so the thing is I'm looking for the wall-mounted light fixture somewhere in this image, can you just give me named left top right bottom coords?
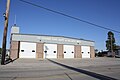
left=3, top=13, right=7, bottom=20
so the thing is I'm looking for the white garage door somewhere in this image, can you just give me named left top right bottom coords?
left=64, top=45, right=74, bottom=58
left=81, top=46, right=90, bottom=58
left=19, top=42, right=36, bottom=58
left=44, top=44, right=57, bottom=58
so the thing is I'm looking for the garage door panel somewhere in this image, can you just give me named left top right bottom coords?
left=64, top=45, right=74, bottom=58
left=19, top=42, right=36, bottom=58
left=81, top=46, right=90, bottom=58
left=44, top=44, right=57, bottom=58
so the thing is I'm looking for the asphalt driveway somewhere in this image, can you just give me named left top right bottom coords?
left=0, top=57, right=120, bottom=80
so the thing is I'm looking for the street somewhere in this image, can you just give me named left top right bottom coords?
left=0, top=57, right=120, bottom=80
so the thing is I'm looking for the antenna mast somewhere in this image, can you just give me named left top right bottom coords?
left=14, top=15, right=16, bottom=26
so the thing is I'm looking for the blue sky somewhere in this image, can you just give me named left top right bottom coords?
left=0, top=0, right=120, bottom=51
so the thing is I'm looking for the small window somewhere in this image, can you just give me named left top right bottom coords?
left=64, top=51, right=66, bottom=53
left=21, top=50, right=24, bottom=52
left=54, top=51, right=56, bottom=53
left=72, top=51, right=74, bottom=53
left=88, top=52, right=90, bottom=54
left=82, top=52, right=84, bottom=54
left=32, top=50, right=35, bottom=52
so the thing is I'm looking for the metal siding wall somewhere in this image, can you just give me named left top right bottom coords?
left=12, top=34, right=95, bottom=46
left=11, top=27, right=19, bottom=33
left=12, top=35, right=37, bottom=42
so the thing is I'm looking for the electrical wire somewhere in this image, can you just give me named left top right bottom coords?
left=19, top=0, right=120, bottom=33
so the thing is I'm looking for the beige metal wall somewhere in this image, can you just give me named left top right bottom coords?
left=36, top=43, right=44, bottom=59
left=10, top=41, right=20, bottom=60
left=12, top=34, right=95, bottom=46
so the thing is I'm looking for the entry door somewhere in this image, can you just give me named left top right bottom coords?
left=64, top=45, right=74, bottom=58
left=44, top=44, right=57, bottom=58
left=19, top=42, right=36, bottom=58
left=81, top=46, right=90, bottom=58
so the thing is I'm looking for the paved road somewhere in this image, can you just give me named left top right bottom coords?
left=0, top=57, right=120, bottom=80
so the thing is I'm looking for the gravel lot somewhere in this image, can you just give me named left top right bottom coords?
left=0, top=57, right=120, bottom=80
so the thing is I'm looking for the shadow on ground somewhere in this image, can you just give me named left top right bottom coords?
left=47, top=59, right=117, bottom=80
left=5, top=58, right=18, bottom=65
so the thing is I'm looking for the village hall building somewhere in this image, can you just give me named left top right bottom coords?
left=10, top=25, right=95, bottom=60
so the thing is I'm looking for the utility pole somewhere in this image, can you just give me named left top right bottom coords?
left=1, top=0, right=10, bottom=65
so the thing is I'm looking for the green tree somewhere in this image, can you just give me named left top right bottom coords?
left=0, top=48, right=2, bottom=58
left=95, top=49, right=98, bottom=53
left=106, top=31, right=116, bottom=52
left=95, top=49, right=98, bottom=57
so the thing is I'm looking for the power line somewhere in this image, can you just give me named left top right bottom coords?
left=19, top=0, right=120, bottom=33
